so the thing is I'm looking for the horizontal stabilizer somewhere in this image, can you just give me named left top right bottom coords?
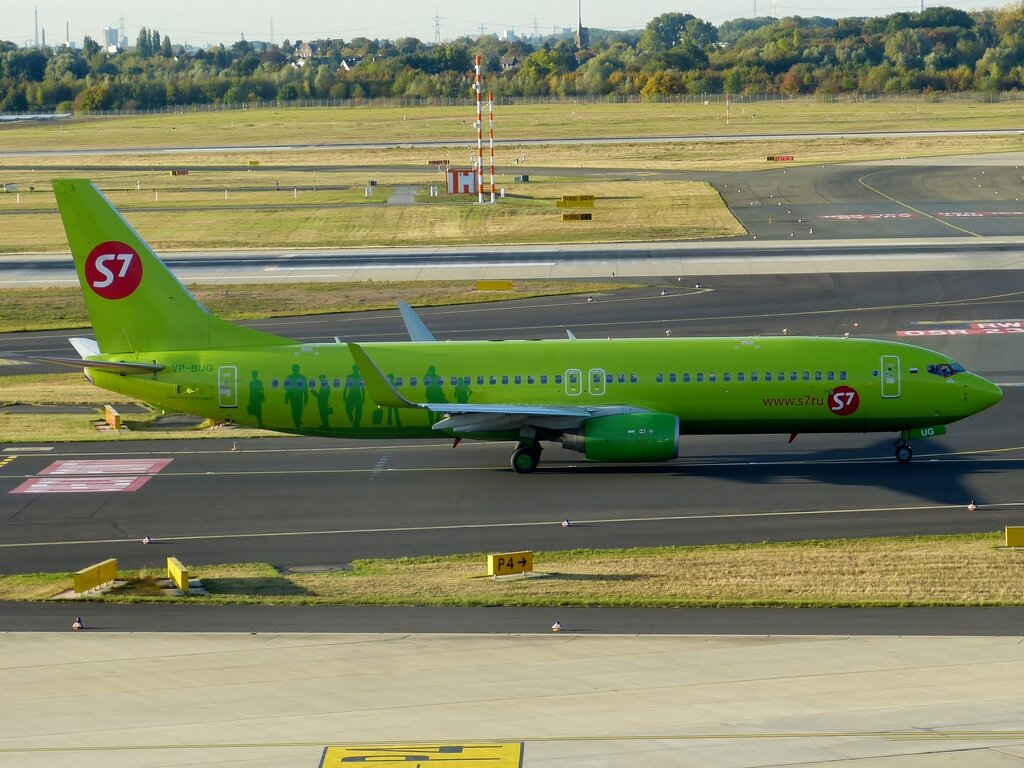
left=35, top=357, right=164, bottom=375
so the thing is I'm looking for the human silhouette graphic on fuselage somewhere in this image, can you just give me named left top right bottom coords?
left=246, top=370, right=265, bottom=428
left=424, top=365, right=447, bottom=425
left=344, top=365, right=365, bottom=428
left=314, top=374, right=333, bottom=429
left=283, top=364, right=308, bottom=428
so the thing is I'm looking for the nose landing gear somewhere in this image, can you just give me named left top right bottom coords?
left=895, top=437, right=913, bottom=464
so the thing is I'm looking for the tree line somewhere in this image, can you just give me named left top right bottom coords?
left=2, top=5, right=1024, bottom=113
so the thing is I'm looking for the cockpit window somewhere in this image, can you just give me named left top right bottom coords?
left=927, top=362, right=966, bottom=378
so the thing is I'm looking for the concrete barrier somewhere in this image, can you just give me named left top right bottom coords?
left=73, top=558, right=118, bottom=594
left=167, top=557, right=190, bottom=593
left=104, top=405, right=121, bottom=430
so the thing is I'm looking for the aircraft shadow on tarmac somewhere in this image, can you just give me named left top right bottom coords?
left=540, top=438, right=1006, bottom=506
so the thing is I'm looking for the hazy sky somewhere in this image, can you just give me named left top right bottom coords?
left=2, top=0, right=1002, bottom=47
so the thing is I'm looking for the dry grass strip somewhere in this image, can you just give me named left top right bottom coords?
left=10, top=534, right=1021, bottom=606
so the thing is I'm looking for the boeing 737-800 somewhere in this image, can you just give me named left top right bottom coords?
left=45, top=179, right=1002, bottom=473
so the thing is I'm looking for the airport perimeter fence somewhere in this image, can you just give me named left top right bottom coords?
left=7, top=90, right=1024, bottom=119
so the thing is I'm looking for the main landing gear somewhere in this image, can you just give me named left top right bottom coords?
left=894, top=437, right=913, bottom=464
left=510, top=442, right=542, bottom=474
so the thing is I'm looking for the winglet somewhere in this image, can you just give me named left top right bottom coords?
left=398, top=301, right=437, bottom=342
left=566, top=329, right=577, bottom=340
left=347, top=343, right=418, bottom=409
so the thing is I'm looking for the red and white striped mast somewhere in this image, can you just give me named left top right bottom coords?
left=488, top=91, right=496, bottom=203
left=474, top=55, right=484, bottom=204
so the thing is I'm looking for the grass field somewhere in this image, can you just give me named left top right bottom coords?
left=0, top=179, right=742, bottom=252
left=3, top=99, right=1023, bottom=151
left=2, top=99, right=1021, bottom=253
left=5, top=533, right=1022, bottom=606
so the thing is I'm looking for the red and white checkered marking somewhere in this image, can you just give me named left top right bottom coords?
left=11, top=475, right=154, bottom=494
left=37, top=459, right=172, bottom=476
left=9, top=457, right=172, bottom=494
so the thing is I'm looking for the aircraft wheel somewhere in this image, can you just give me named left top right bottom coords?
left=511, top=446, right=540, bottom=474
left=895, top=445, right=913, bottom=464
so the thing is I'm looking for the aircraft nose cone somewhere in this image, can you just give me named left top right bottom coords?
left=973, top=377, right=1003, bottom=412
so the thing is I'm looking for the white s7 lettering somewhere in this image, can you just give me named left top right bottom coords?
left=92, top=253, right=133, bottom=288
left=831, top=392, right=853, bottom=411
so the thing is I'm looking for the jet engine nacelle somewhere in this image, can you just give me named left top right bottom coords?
left=561, top=412, right=680, bottom=462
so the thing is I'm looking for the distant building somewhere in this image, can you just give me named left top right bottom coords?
left=501, top=29, right=517, bottom=42
left=499, top=53, right=522, bottom=70
left=102, top=26, right=118, bottom=49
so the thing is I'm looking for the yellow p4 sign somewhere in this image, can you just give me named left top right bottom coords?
left=487, top=550, right=534, bottom=577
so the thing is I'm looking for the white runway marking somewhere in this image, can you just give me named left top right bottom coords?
left=10, top=475, right=153, bottom=494
left=3, top=500, right=1023, bottom=549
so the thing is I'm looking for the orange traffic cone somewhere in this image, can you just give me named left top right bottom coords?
left=551, top=621, right=562, bottom=632
left=72, top=617, right=84, bottom=631
left=561, top=519, right=572, bottom=528
left=968, top=500, right=978, bottom=512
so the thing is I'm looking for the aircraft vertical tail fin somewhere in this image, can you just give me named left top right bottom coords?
left=52, top=178, right=288, bottom=354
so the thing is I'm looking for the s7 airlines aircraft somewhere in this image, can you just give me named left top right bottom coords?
left=47, top=179, right=1002, bottom=473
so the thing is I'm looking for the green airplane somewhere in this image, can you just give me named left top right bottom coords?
left=45, top=179, right=1002, bottom=473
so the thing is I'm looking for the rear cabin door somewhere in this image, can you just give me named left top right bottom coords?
left=880, top=355, right=900, bottom=398
left=218, top=365, right=238, bottom=408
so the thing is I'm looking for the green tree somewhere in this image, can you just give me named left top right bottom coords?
left=639, top=12, right=695, bottom=54
left=137, top=27, right=151, bottom=58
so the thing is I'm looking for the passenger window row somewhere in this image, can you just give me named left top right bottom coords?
left=268, top=370, right=849, bottom=390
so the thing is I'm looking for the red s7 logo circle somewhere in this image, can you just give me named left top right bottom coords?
left=84, top=242, right=143, bottom=299
left=828, top=385, right=860, bottom=416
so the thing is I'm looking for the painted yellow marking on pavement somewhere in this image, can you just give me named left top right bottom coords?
left=0, top=455, right=17, bottom=470
left=0, top=358, right=30, bottom=366
left=858, top=172, right=982, bottom=237
left=320, top=742, right=522, bottom=767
